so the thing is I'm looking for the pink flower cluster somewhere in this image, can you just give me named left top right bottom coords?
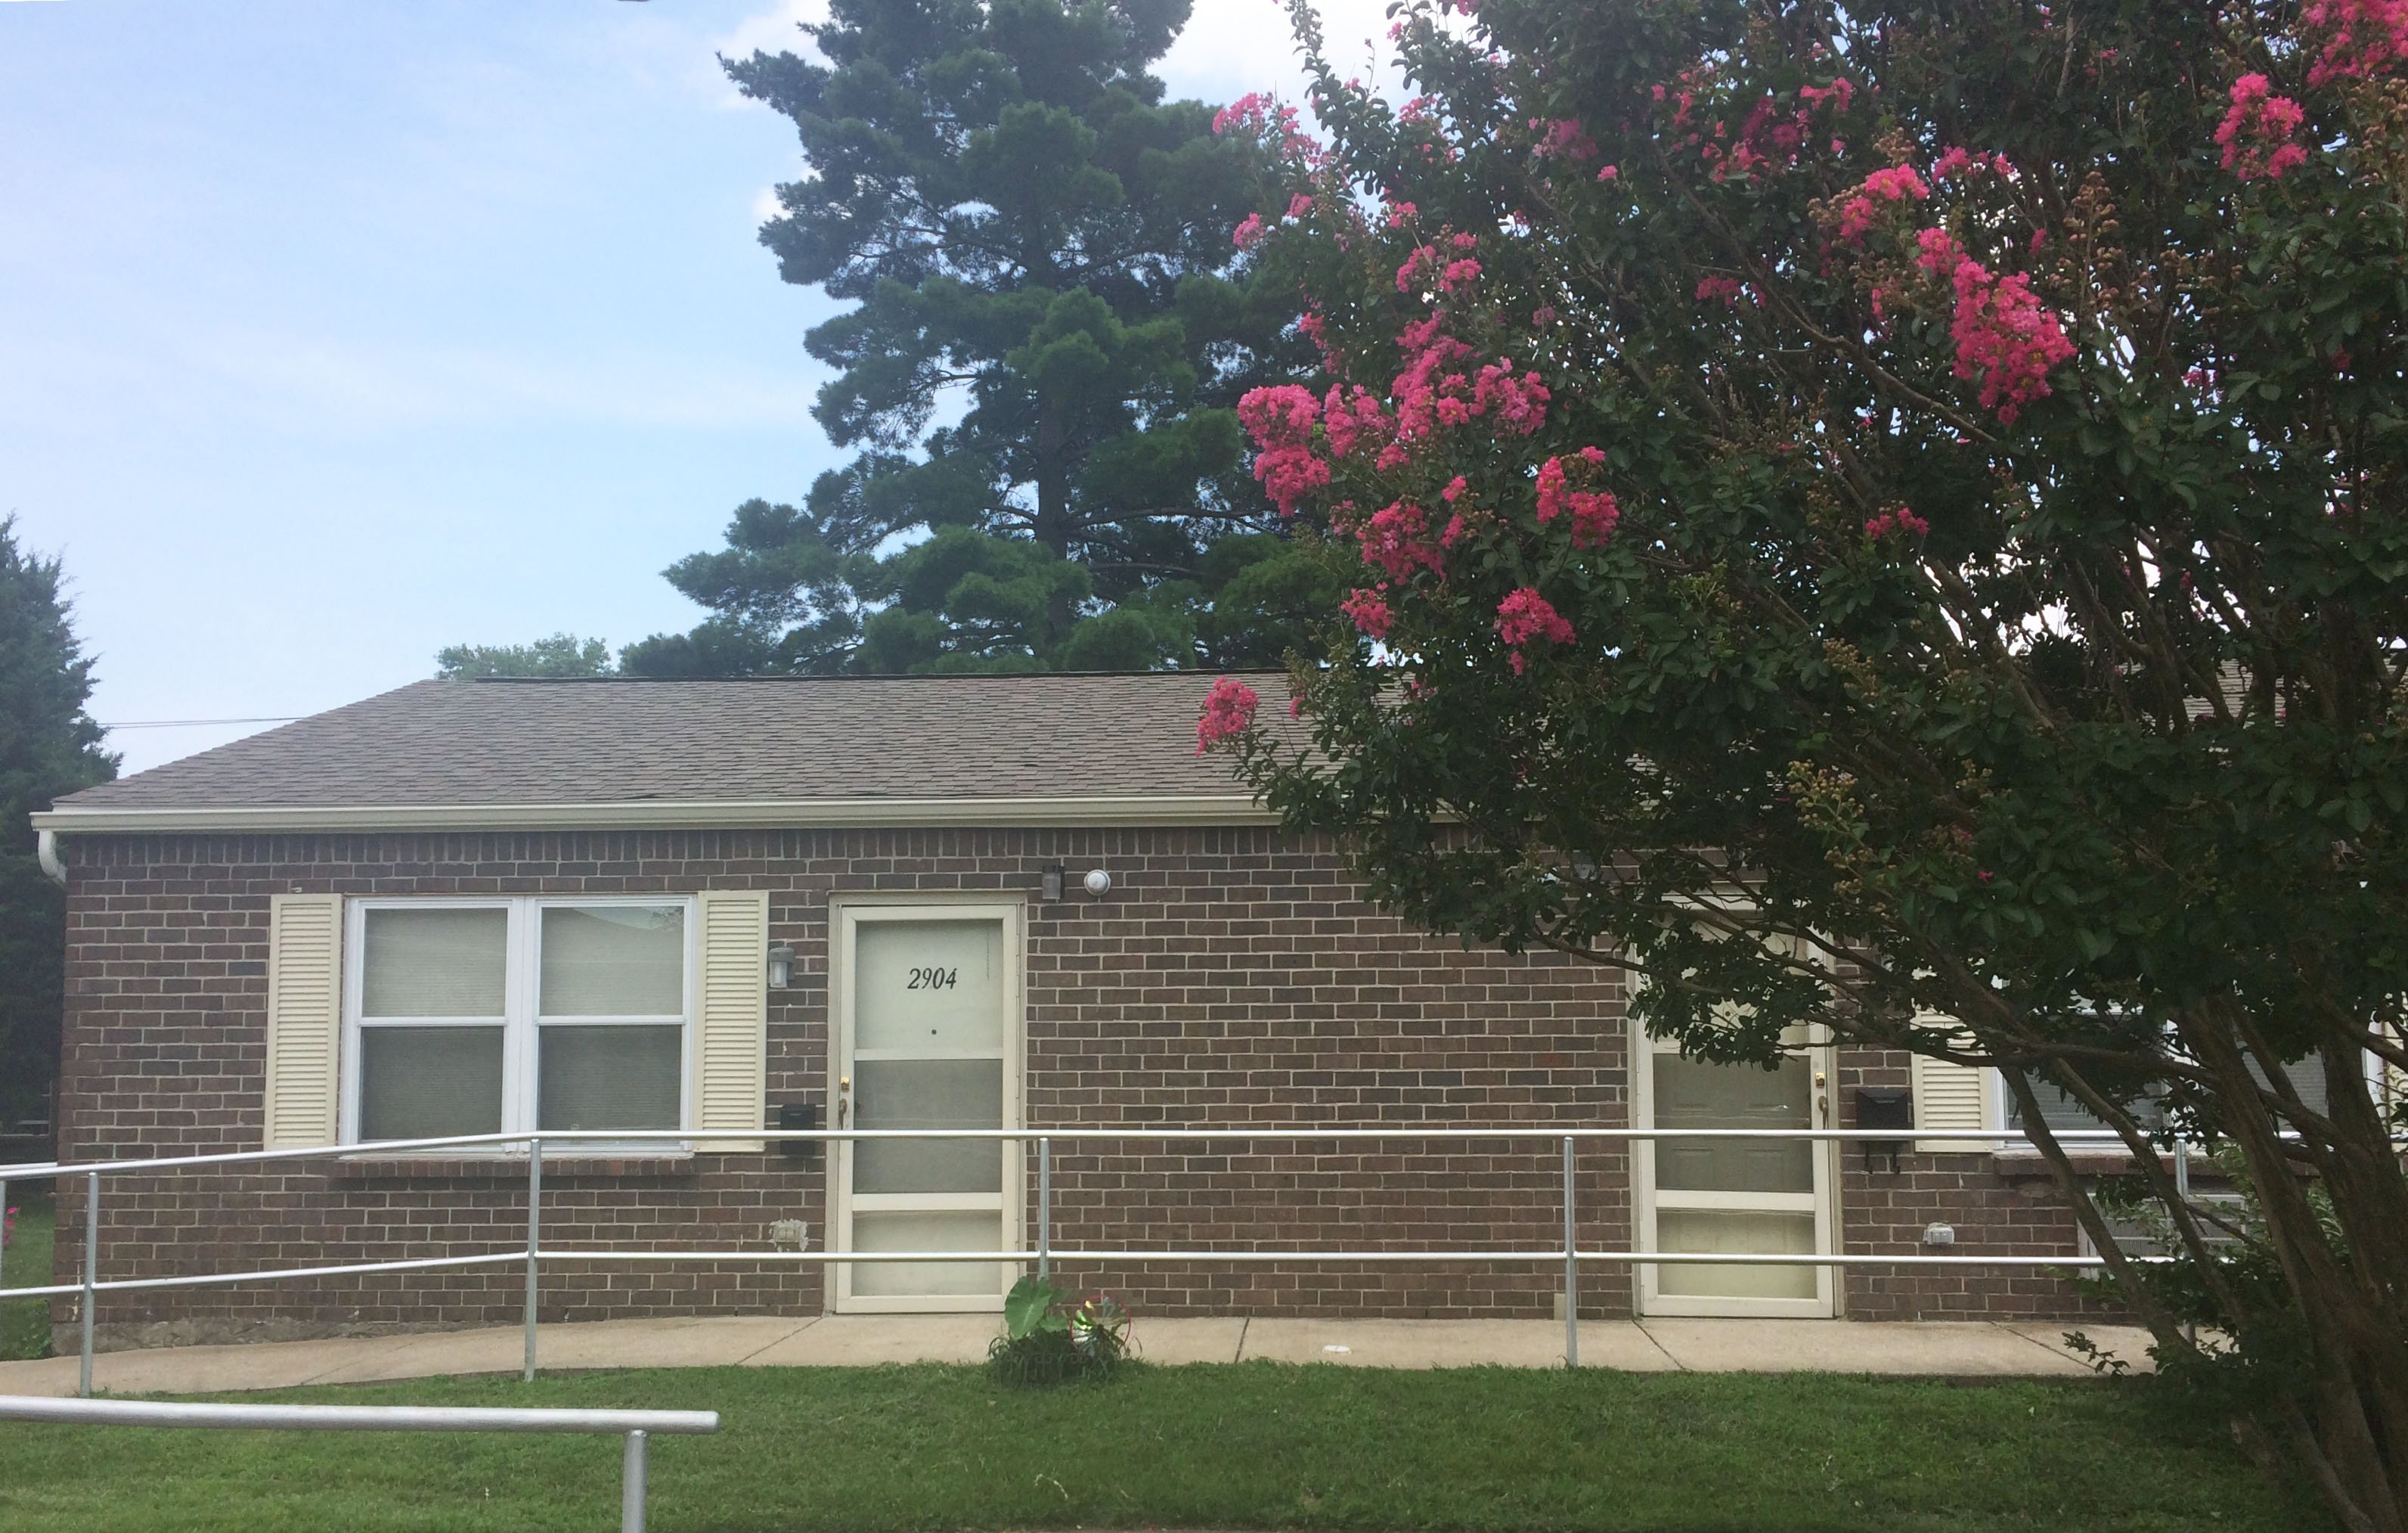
left=1532, top=117, right=1598, bottom=162
left=1232, top=213, right=1266, bottom=250
left=2305, top=0, right=2408, bottom=85
left=1195, top=676, right=1260, bottom=753
left=1209, top=92, right=1325, bottom=166
left=1341, top=586, right=1394, bottom=638
left=1321, top=385, right=1395, bottom=461
left=1914, top=229, right=2073, bottom=424
left=1396, top=231, right=1483, bottom=294
left=1713, top=94, right=1812, bottom=183
left=1387, top=315, right=1552, bottom=448
left=1696, top=275, right=1745, bottom=306
left=1535, top=448, right=1619, bottom=548
left=1495, top=587, right=1575, bottom=673
left=1237, top=385, right=1331, bottom=514
left=1930, top=146, right=2013, bottom=182
left=2216, top=75, right=2309, bottom=181
left=1863, top=507, right=1930, bottom=539
left=1835, top=165, right=1930, bottom=243
left=1357, top=501, right=1446, bottom=580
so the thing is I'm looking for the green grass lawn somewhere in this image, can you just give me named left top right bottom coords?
left=0, top=1361, right=2330, bottom=1532
left=1, top=1188, right=51, bottom=1361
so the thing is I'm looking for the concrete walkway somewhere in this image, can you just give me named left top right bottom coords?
left=0, top=1315, right=2152, bottom=1397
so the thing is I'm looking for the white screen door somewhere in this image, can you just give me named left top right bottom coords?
left=830, top=901, right=1021, bottom=1312
left=1635, top=1023, right=1838, bottom=1318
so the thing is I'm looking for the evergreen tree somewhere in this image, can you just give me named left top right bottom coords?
left=0, top=519, right=115, bottom=1126
left=435, top=634, right=615, bottom=679
left=621, top=0, right=1335, bottom=676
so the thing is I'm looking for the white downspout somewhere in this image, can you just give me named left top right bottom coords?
left=36, top=828, right=66, bottom=885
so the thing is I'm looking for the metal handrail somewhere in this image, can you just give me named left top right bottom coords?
left=0, top=1124, right=2190, bottom=1396
left=0, top=1395, right=716, bottom=1532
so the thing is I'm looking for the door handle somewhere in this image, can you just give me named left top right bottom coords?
left=837, top=1075, right=851, bottom=1130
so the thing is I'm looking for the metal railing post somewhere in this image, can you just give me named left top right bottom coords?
left=2173, top=1137, right=2196, bottom=1346
left=523, top=1137, right=542, bottom=1383
left=621, top=1428, right=649, bottom=1533
left=1562, top=1135, right=1579, bottom=1370
left=1037, top=1136, right=1051, bottom=1282
left=80, top=1168, right=99, bottom=1398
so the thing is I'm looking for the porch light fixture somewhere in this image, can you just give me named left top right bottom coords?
left=1082, top=867, right=1113, bottom=898
left=767, top=942, right=796, bottom=989
left=1041, top=863, right=1065, bottom=901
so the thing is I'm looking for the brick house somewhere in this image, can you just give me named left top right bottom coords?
left=32, top=672, right=2123, bottom=1348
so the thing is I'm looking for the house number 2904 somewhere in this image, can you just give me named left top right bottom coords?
left=906, top=967, right=959, bottom=991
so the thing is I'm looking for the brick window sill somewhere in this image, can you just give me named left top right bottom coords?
left=323, top=1155, right=699, bottom=1181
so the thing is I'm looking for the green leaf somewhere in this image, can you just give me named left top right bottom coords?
left=1005, top=1276, right=1065, bottom=1340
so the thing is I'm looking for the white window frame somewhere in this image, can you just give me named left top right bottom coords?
left=339, top=894, right=700, bottom=1152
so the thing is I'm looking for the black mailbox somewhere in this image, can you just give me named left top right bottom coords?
left=777, top=1100, right=820, bottom=1161
left=1855, top=1087, right=1912, bottom=1174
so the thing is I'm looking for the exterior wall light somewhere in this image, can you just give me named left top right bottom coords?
left=767, top=942, right=796, bottom=989
left=1041, top=863, right=1065, bottom=901
left=1082, top=868, right=1113, bottom=898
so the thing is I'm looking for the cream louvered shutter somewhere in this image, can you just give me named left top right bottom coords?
left=1910, top=1014, right=1998, bottom=1153
left=694, top=891, right=770, bottom=1151
left=263, top=893, right=343, bottom=1150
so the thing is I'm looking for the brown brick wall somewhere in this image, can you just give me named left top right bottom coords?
left=48, top=827, right=2095, bottom=1345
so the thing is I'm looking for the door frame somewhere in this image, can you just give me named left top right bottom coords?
left=1629, top=921, right=1842, bottom=1319
left=827, top=893, right=1025, bottom=1314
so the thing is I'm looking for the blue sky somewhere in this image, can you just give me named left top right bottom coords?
left=3, top=0, right=1392, bottom=774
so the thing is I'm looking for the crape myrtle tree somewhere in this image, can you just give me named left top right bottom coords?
left=0, top=518, right=115, bottom=1128
left=1197, top=0, right=2408, bottom=1521
left=622, top=0, right=1341, bottom=678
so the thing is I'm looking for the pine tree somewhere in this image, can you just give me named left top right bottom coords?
left=620, top=0, right=1336, bottom=676
left=0, top=519, right=116, bottom=1126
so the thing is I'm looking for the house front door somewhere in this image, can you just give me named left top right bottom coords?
left=1635, top=1023, right=1839, bottom=1317
left=829, top=901, right=1021, bottom=1313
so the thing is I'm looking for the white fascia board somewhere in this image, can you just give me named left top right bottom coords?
left=30, top=795, right=1279, bottom=836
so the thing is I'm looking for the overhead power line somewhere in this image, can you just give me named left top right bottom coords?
left=98, top=716, right=305, bottom=731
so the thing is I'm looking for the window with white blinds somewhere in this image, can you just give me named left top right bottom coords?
left=342, top=897, right=694, bottom=1145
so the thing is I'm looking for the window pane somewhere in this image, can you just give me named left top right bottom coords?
left=1656, top=1209, right=1818, bottom=1299
left=2006, top=1075, right=2166, bottom=1134
left=1653, top=1055, right=1813, bottom=1193
left=541, top=905, right=685, bottom=1016
left=854, top=920, right=1004, bottom=1051
left=853, top=1059, right=1003, bottom=1193
left=539, top=1025, right=683, bottom=1131
left=849, top=1211, right=1004, bottom=1297
left=2253, top=1054, right=2329, bottom=1122
left=362, top=908, right=506, bottom=1017
left=359, top=1026, right=504, bottom=1140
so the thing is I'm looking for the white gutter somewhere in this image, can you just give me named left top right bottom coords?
left=29, top=793, right=1280, bottom=836
left=36, top=828, right=65, bottom=884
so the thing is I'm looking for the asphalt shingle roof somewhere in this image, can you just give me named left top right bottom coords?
left=55, top=674, right=1283, bottom=815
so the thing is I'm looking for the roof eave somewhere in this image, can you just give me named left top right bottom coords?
left=32, top=795, right=1280, bottom=836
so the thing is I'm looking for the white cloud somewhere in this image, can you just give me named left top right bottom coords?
left=711, top=0, right=829, bottom=91
left=1, top=325, right=823, bottom=439
left=1160, top=0, right=1412, bottom=109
